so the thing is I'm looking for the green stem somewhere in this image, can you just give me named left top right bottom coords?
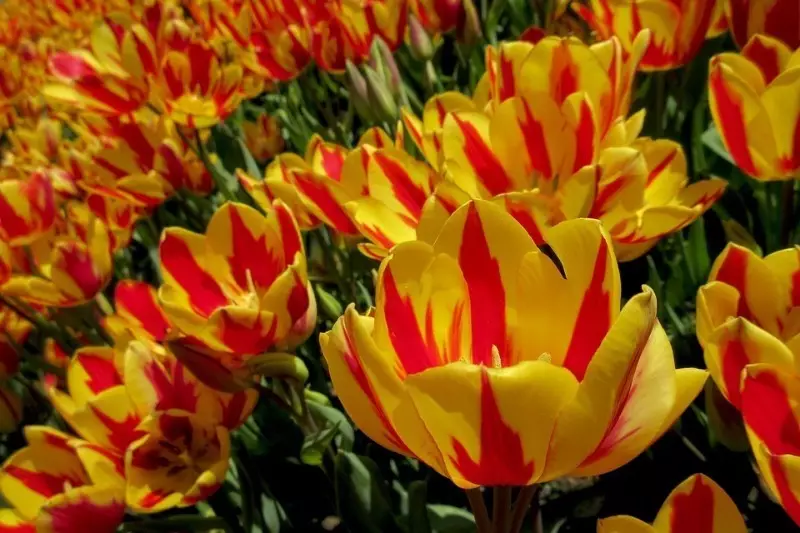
left=780, top=179, right=796, bottom=247
left=492, top=486, right=512, bottom=533
left=195, top=129, right=237, bottom=202
left=654, top=72, right=667, bottom=137
left=466, top=489, right=492, bottom=533
left=509, top=485, right=539, bottom=533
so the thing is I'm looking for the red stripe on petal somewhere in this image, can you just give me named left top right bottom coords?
left=770, top=456, right=800, bottom=525
left=293, top=173, right=358, bottom=234
left=713, top=247, right=754, bottom=322
left=720, top=338, right=748, bottom=408
left=709, top=66, right=758, bottom=177
left=743, top=37, right=783, bottom=84
left=373, top=152, right=428, bottom=220
left=274, top=203, right=303, bottom=265
left=572, top=99, right=596, bottom=173
left=228, top=207, right=280, bottom=290
left=669, top=476, right=715, bottom=533
left=451, top=368, right=534, bottom=485
left=44, top=492, right=125, bottom=533
left=646, top=148, right=678, bottom=186
left=382, top=268, right=438, bottom=374
left=342, top=323, right=409, bottom=452
left=519, top=101, right=553, bottom=179
left=160, top=233, right=228, bottom=317
left=452, top=115, right=512, bottom=196
left=458, top=205, right=508, bottom=366
left=137, top=490, right=169, bottom=510
left=115, top=282, right=170, bottom=341
left=79, top=354, right=122, bottom=395
left=4, top=466, right=83, bottom=498
left=89, top=407, right=143, bottom=453
left=741, top=371, right=800, bottom=455
left=562, top=237, right=611, bottom=380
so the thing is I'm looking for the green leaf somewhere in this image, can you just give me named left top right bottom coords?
left=300, top=421, right=340, bottom=466
left=308, top=401, right=355, bottom=451
left=407, top=481, right=432, bottom=533
left=427, top=505, right=475, bottom=533
left=260, top=493, right=283, bottom=533
left=722, top=218, right=763, bottom=256
left=701, top=125, right=734, bottom=165
left=686, top=217, right=710, bottom=281
left=334, top=451, right=402, bottom=533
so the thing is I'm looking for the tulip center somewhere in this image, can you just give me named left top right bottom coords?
left=231, top=269, right=261, bottom=310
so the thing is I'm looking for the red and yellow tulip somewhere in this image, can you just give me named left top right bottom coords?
left=400, top=35, right=725, bottom=261
left=321, top=200, right=706, bottom=488
left=598, top=474, right=747, bottom=532
left=1, top=203, right=115, bottom=307
left=696, top=244, right=800, bottom=409
left=727, top=0, right=800, bottom=49
left=158, top=201, right=315, bottom=359
left=574, top=0, right=718, bottom=71
left=125, top=410, right=230, bottom=513
left=242, top=114, right=285, bottom=162
left=0, top=170, right=56, bottom=246
left=740, top=364, right=800, bottom=526
left=0, top=426, right=126, bottom=532
left=709, top=34, right=800, bottom=181
left=410, top=0, right=464, bottom=34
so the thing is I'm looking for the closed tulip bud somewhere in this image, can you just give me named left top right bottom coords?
left=408, top=15, right=434, bottom=61
left=364, top=66, right=398, bottom=122
left=316, top=286, right=344, bottom=321
left=246, top=352, right=309, bottom=383
left=371, top=38, right=401, bottom=97
left=423, top=61, right=439, bottom=93
left=345, top=60, right=375, bottom=122
left=456, top=0, right=483, bottom=46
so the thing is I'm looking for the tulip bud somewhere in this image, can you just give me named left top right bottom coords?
left=316, top=286, right=344, bottom=321
left=344, top=60, right=375, bottom=122
left=422, top=61, right=438, bottom=94
left=371, top=38, right=401, bottom=97
left=408, top=15, right=434, bottom=61
left=246, top=352, right=309, bottom=383
left=305, top=389, right=332, bottom=406
left=457, top=0, right=483, bottom=46
left=364, top=65, right=398, bottom=122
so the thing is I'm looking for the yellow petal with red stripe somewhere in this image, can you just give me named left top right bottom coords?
left=741, top=364, right=800, bottom=525
left=36, top=484, right=125, bottom=533
left=598, top=516, right=654, bottom=533
left=124, top=410, right=230, bottom=513
left=405, top=361, right=579, bottom=488
left=651, top=474, right=748, bottom=533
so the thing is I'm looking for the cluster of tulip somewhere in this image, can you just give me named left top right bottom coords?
left=0, top=0, right=798, bottom=531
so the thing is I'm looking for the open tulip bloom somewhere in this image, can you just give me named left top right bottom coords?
left=321, top=199, right=707, bottom=527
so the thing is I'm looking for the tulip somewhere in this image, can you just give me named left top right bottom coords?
left=320, top=200, right=706, bottom=488
left=152, top=41, right=245, bottom=128
left=598, top=474, right=747, bottom=532
left=574, top=0, right=718, bottom=71
left=0, top=304, right=31, bottom=378
left=708, top=34, right=800, bottom=181
left=125, top=410, right=230, bottom=513
left=158, top=201, right=315, bottom=357
left=242, top=114, right=285, bottom=162
left=696, top=244, right=800, bottom=409
left=727, top=0, right=799, bottom=49
left=741, top=364, right=800, bottom=526
left=0, top=171, right=56, bottom=246
left=410, top=0, right=463, bottom=34
left=2, top=204, right=115, bottom=307
left=0, top=426, right=126, bottom=532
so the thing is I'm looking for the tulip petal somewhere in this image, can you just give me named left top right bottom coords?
left=71, top=387, right=143, bottom=454
left=66, top=347, right=121, bottom=408
left=651, top=474, right=747, bottom=533
left=114, top=281, right=170, bottom=341
left=541, top=288, right=656, bottom=480
left=37, top=485, right=125, bottom=533
left=404, top=361, right=579, bottom=487
left=432, top=200, right=537, bottom=366
left=597, top=516, right=654, bottom=533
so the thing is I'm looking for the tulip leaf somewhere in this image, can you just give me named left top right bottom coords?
left=687, top=217, right=710, bottom=281
left=335, top=451, right=403, bottom=533
left=721, top=219, right=763, bottom=256
left=406, top=480, right=432, bottom=533
left=427, top=504, right=476, bottom=533
left=701, top=126, right=734, bottom=165
left=301, top=421, right=340, bottom=466
left=308, top=401, right=355, bottom=451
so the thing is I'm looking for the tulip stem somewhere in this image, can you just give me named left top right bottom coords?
left=492, top=486, right=512, bottom=533
left=780, top=179, right=796, bottom=247
left=465, top=488, right=492, bottom=533
left=509, top=485, right=540, bottom=533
